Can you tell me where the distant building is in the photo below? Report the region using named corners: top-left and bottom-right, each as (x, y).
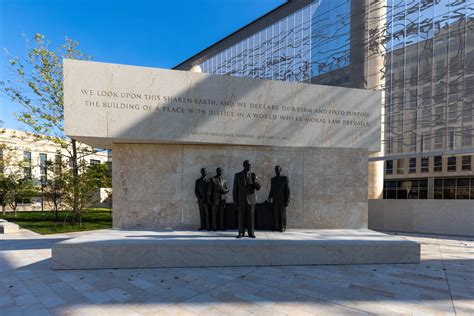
top-left (0, 128), bottom-right (110, 211)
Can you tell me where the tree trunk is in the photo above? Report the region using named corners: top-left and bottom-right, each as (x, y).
top-left (1, 204), bottom-right (5, 216)
top-left (54, 195), bottom-right (59, 221)
top-left (71, 139), bottom-right (81, 224)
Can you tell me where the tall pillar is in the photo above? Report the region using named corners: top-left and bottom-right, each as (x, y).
top-left (428, 177), bottom-right (435, 199)
top-left (351, 0), bottom-right (386, 199)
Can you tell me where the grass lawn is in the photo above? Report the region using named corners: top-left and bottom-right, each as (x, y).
top-left (0, 208), bottom-right (112, 235)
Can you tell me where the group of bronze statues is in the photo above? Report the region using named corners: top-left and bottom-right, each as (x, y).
top-left (194, 160), bottom-right (290, 239)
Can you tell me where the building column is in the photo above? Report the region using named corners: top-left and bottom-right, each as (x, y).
top-left (352, 0), bottom-right (386, 199)
top-left (369, 160), bottom-right (384, 199)
top-left (428, 177), bottom-right (435, 199)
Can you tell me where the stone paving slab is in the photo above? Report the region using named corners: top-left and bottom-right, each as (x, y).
top-left (0, 229), bottom-right (472, 315)
top-left (51, 229), bottom-right (420, 269)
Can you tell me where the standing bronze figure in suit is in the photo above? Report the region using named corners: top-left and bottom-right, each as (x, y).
top-left (233, 160), bottom-right (261, 238)
top-left (207, 167), bottom-right (229, 231)
top-left (194, 168), bottom-right (210, 231)
top-left (267, 165), bottom-right (290, 232)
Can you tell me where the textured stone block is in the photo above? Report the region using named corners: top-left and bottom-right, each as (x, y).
top-left (63, 60), bottom-right (381, 151)
top-left (52, 229), bottom-right (420, 270)
top-left (0, 222), bottom-right (20, 234)
top-left (112, 143), bottom-right (369, 230)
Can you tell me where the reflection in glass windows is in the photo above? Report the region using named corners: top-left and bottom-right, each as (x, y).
top-left (433, 177), bottom-right (474, 199)
top-left (39, 153), bottom-right (47, 183)
top-left (385, 177), bottom-right (474, 199)
top-left (456, 178), bottom-right (471, 199)
top-left (409, 158), bottom-right (417, 173)
top-left (23, 151), bottom-right (32, 179)
top-left (434, 179), bottom-right (443, 199)
top-left (434, 155), bottom-right (443, 172)
top-left (383, 179), bottom-right (428, 199)
top-left (199, 1), bottom-right (351, 84)
top-left (397, 159), bottom-right (405, 174)
top-left (421, 157), bottom-right (429, 172)
top-left (384, 0), bottom-right (473, 156)
top-left (385, 160), bottom-right (393, 174)
top-left (443, 179), bottom-right (456, 199)
top-left (462, 155), bottom-right (472, 171)
top-left (200, 4), bottom-right (311, 82)
top-left (447, 156), bottom-right (457, 171)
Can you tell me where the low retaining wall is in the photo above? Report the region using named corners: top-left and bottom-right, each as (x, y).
top-left (368, 200), bottom-right (474, 237)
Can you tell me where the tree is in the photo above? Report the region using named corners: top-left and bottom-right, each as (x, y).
top-left (0, 143), bottom-right (26, 215)
top-left (43, 155), bottom-right (67, 220)
top-left (0, 177), bottom-right (15, 215)
top-left (1, 33), bottom-right (96, 223)
top-left (6, 178), bottom-right (38, 217)
top-left (61, 161), bottom-right (111, 224)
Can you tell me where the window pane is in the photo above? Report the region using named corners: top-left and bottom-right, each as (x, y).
top-left (434, 156), bottom-right (442, 172)
top-left (386, 160), bottom-right (393, 174)
top-left (421, 157), bottom-right (429, 172)
top-left (443, 179), bottom-right (456, 199)
top-left (409, 158), bottom-right (417, 173)
top-left (462, 156), bottom-right (472, 171)
top-left (397, 159), bottom-right (405, 174)
top-left (447, 156), bottom-right (457, 171)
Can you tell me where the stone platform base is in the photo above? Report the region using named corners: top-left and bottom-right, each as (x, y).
top-left (0, 221), bottom-right (20, 234)
top-left (52, 229), bottom-right (420, 270)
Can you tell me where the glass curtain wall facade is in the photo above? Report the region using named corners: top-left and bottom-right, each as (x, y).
top-left (384, 0), bottom-right (473, 156)
top-left (383, 0), bottom-right (474, 200)
top-left (199, 0), bottom-right (351, 84)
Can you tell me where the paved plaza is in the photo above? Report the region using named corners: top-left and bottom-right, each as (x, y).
top-left (1, 229), bottom-right (472, 315)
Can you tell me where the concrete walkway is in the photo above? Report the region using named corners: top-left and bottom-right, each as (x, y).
top-left (0, 229), bottom-right (472, 315)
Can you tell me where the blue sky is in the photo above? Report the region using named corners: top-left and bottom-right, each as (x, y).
top-left (0, 0), bottom-right (285, 129)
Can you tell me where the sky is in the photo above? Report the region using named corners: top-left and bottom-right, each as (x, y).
top-left (0, 0), bottom-right (285, 130)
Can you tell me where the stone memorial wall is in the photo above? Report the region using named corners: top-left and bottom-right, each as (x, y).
top-left (64, 60), bottom-right (380, 151)
top-left (64, 60), bottom-right (381, 229)
top-left (113, 144), bottom-right (368, 229)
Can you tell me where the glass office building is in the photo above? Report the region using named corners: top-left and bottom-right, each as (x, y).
top-left (177, 0), bottom-right (474, 199)
top-left (383, 0), bottom-right (473, 199)
top-left (385, 0), bottom-right (473, 155)
top-left (198, 1), bottom-right (351, 84)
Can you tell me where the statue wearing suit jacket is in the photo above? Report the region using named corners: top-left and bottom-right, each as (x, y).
top-left (194, 168), bottom-right (211, 231)
top-left (207, 167), bottom-right (229, 231)
top-left (233, 160), bottom-right (261, 238)
top-left (267, 165), bottom-right (290, 232)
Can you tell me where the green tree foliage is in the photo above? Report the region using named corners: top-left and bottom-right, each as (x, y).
top-left (6, 178), bottom-right (38, 217)
top-left (0, 177), bottom-right (16, 216)
top-left (61, 161), bottom-right (111, 225)
top-left (1, 34), bottom-right (97, 223)
top-left (43, 155), bottom-right (67, 220)
top-left (0, 144), bottom-right (27, 215)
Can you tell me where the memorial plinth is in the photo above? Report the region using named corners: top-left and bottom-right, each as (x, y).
top-left (57, 59), bottom-right (420, 269)
top-left (52, 229), bottom-right (420, 269)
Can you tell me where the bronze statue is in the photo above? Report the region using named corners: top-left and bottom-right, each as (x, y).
top-left (267, 165), bottom-right (290, 232)
top-left (195, 168), bottom-right (210, 231)
top-left (207, 167), bottom-right (229, 231)
top-left (233, 160), bottom-right (261, 238)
